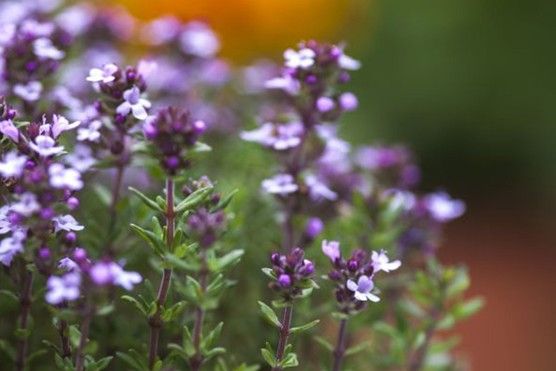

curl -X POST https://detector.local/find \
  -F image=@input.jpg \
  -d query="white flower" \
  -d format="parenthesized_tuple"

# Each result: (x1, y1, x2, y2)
(65, 144, 96, 172)
(371, 250, 401, 273)
(11, 193, 40, 217)
(77, 120, 102, 142)
(13, 81, 42, 102)
(45, 272, 81, 304)
(33, 37, 64, 60)
(423, 192, 466, 222)
(0, 120, 19, 142)
(0, 229, 26, 266)
(51, 115, 80, 138)
(89, 261, 142, 290)
(262, 174, 298, 196)
(86, 63, 118, 83)
(305, 174, 337, 201)
(338, 53, 361, 70)
(347, 275, 380, 302)
(49, 163, 83, 190)
(179, 21, 220, 58)
(29, 135, 64, 157)
(264, 76, 300, 95)
(284, 48, 315, 69)
(0, 206, 11, 234)
(0, 151, 27, 178)
(52, 215, 84, 233)
(116, 86, 151, 120)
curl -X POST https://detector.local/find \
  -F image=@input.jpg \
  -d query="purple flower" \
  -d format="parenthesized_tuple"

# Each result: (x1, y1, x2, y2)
(89, 261, 142, 290)
(305, 174, 337, 201)
(0, 206, 11, 234)
(0, 151, 27, 178)
(423, 192, 466, 222)
(371, 250, 401, 273)
(0, 120, 19, 142)
(284, 48, 315, 69)
(347, 275, 379, 302)
(0, 229, 26, 266)
(77, 120, 102, 142)
(45, 272, 81, 304)
(339, 92, 358, 111)
(179, 21, 220, 58)
(86, 63, 118, 83)
(13, 81, 42, 102)
(65, 144, 96, 172)
(52, 215, 84, 233)
(316, 97, 335, 113)
(58, 257, 79, 272)
(11, 193, 40, 217)
(322, 240, 341, 262)
(141, 16, 181, 45)
(48, 163, 83, 190)
(304, 217, 324, 239)
(29, 135, 64, 157)
(51, 115, 80, 139)
(116, 86, 151, 120)
(262, 174, 298, 196)
(240, 122, 304, 151)
(33, 37, 64, 60)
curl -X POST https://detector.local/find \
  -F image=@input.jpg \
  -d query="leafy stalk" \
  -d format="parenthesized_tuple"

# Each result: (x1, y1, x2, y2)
(148, 178, 175, 369)
(272, 305, 293, 371)
(15, 267, 33, 371)
(189, 249, 208, 370)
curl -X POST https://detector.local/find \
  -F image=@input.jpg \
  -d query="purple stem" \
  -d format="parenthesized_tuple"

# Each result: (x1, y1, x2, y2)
(271, 305, 294, 371)
(15, 268, 33, 371)
(148, 178, 175, 369)
(332, 318, 348, 371)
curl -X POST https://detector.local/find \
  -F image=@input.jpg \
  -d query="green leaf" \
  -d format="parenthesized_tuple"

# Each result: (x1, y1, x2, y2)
(175, 186, 213, 213)
(258, 301, 281, 327)
(116, 350, 148, 371)
(191, 141, 212, 153)
(162, 301, 187, 322)
(261, 267, 276, 279)
(121, 295, 147, 316)
(93, 184, 112, 206)
(313, 336, 333, 352)
(14, 328, 31, 340)
(210, 189, 238, 212)
(204, 347, 226, 360)
(211, 249, 244, 272)
(129, 187, 164, 212)
(87, 355, 113, 371)
(290, 319, 319, 335)
(202, 322, 223, 350)
(452, 297, 484, 320)
(130, 223, 165, 256)
(260, 348, 276, 367)
(0, 289, 18, 303)
(0, 339, 15, 360)
(280, 352, 298, 368)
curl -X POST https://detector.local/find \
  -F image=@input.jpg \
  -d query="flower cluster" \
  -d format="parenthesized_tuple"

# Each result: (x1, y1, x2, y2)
(0, 15, 70, 109)
(142, 106, 206, 174)
(267, 247, 316, 301)
(0, 103, 84, 268)
(242, 41, 362, 239)
(322, 240, 401, 314)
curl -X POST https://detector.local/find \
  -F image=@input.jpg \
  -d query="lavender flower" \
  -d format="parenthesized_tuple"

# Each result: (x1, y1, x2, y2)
(52, 215, 84, 233)
(45, 272, 81, 304)
(261, 174, 298, 196)
(267, 248, 316, 301)
(346, 276, 380, 302)
(0, 151, 27, 178)
(423, 192, 466, 222)
(13, 81, 42, 101)
(116, 86, 151, 120)
(86, 63, 118, 83)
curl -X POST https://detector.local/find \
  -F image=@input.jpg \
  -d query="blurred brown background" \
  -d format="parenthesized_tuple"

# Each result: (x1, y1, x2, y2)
(111, 0, 556, 369)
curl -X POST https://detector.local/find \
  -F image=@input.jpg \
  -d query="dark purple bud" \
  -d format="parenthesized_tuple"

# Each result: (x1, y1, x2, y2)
(330, 46, 342, 60)
(164, 155, 180, 170)
(338, 71, 350, 84)
(193, 120, 206, 135)
(305, 74, 318, 85)
(7, 109, 16, 119)
(40, 207, 55, 220)
(7, 212, 22, 225)
(278, 274, 292, 288)
(38, 247, 51, 260)
(271, 253, 281, 266)
(24, 160, 36, 170)
(299, 260, 314, 276)
(328, 270, 342, 281)
(347, 259, 359, 272)
(114, 113, 126, 125)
